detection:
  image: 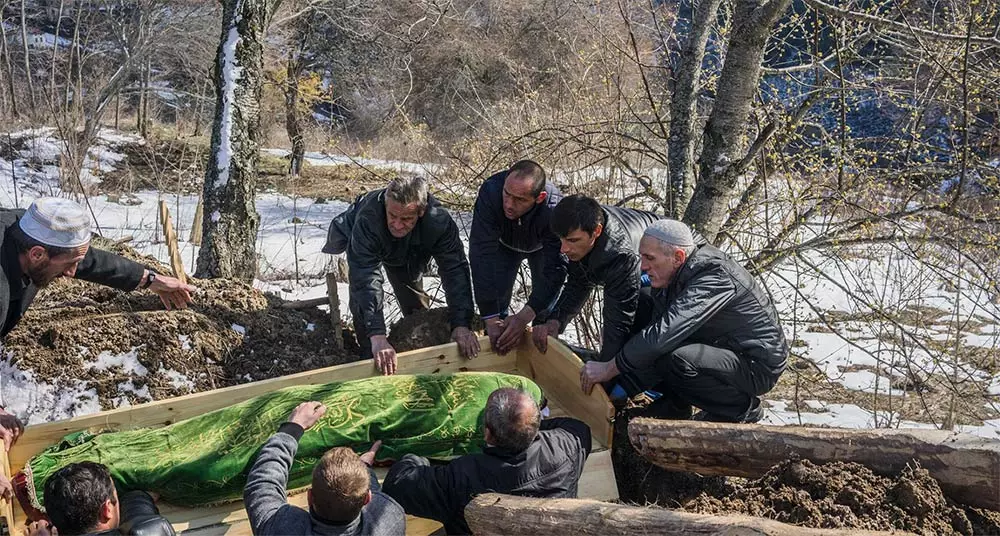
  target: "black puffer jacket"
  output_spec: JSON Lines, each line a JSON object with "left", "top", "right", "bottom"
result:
{"left": 552, "top": 206, "right": 661, "bottom": 361}
{"left": 468, "top": 170, "right": 566, "bottom": 317}
{"left": 1, "top": 209, "right": 145, "bottom": 338}
{"left": 616, "top": 235, "right": 788, "bottom": 394}
{"left": 382, "top": 418, "right": 591, "bottom": 535}
{"left": 323, "top": 189, "right": 473, "bottom": 336}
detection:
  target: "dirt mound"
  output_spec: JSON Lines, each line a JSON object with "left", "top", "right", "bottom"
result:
{"left": 388, "top": 307, "right": 483, "bottom": 352}
{"left": 4, "top": 238, "right": 357, "bottom": 410}
{"left": 685, "top": 459, "right": 993, "bottom": 535}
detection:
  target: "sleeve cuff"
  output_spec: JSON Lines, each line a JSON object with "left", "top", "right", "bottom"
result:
{"left": 277, "top": 422, "right": 305, "bottom": 441}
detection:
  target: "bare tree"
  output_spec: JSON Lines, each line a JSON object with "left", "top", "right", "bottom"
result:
{"left": 196, "top": 0, "right": 282, "bottom": 281}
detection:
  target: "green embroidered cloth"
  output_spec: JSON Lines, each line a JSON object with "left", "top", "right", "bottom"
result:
{"left": 20, "top": 372, "right": 541, "bottom": 509}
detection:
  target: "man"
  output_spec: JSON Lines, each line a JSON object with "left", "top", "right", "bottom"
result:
{"left": 469, "top": 160, "right": 566, "bottom": 354}
{"left": 244, "top": 401, "right": 405, "bottom": 536}
{"left": 29, "top": 461, "right": 175, "bottom": 536}
{"left": 0, "top": 197, "right": 195, "bottom": 499}
{"left": 382, "top": 388, "right": 591, "bottom": 535}
{"left": 532, "top": 194, "right": 660, "bottom": 363}
{"left": 324, "top": 176, "right": 478, "bottom": 374}
{"left": 580, "top": 219, "right": 788, "bottom": 423}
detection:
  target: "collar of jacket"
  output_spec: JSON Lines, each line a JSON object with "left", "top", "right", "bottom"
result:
{"left": 310, "top": 505, "right": 363, "bottom": 533}
{"left": 481, "top": 434, "right": 541, "bottom": 463}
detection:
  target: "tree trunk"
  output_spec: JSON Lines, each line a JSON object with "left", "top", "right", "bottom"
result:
{"left": 196, "top": 0, "right": 279, "bottom": 281}
{"left": 666, "top": 0, "right": 724, "bottom": 217}
{"left": 464, "top": 493, "right": 908, "bottom": 536}
{"left": 140, "top": 56, "right": 151, "bottom": 138}
{"left": 20, "top": 0, "right": 35, "bottom": 115}
{"left": 0, "top": 3, "right": 18, "bottom": 118}
{"left": 628, "top": 418, "right": 1000, "bottom": 512}
{"left": 285, "top": 48, "right": 304, "bottom": 176}
{"left": 682, "top": 0, "right": 792, "bottom": 240}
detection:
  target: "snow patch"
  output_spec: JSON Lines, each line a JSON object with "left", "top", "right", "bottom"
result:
{"left": 160, "top": 367, "right": 196, "bottom": 392}
{"left": 0, "top": 352, "right": 101, "bottom": 425}
{"left": 232, "top": 324, "right": 247, "bottom": 336}
{"left": 85, "top": 347, "right": 149, "bottom": 376}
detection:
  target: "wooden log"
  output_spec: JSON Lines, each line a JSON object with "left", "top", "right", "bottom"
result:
{"left": 464, "top": 493, "right": 908, "bottom": 536}
{"left": 278, "top": 297, "right": 329, "bottom": 309}
{"left": 628, "top": 418, "right": 1000, "bottom": 512}
{"left": 326, "top": 272, "right": 344, "bottom": 350}
{"left": 157, "top": 200, "right": 188, "bottom": 285}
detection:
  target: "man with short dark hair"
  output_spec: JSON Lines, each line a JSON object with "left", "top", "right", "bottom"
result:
{"left": 244, "top": 401, "right": 405, "bottom": 536}
{"left": 32, "top": 461, "right": 175, "bottom": 536}
{"left": 323, "top": 176, "right": 478, "bottom": 374}
{"left": 382, "top": 388, "right": 591, "bottom": 534}
{"left": 579, "top": 220, "right": 788, "bottom": 423}
{"left": 469, "top": 160, "right": 567, "bottom": 354}
{"left": 532, "top": 194, "right": 661, "bottom": 363}
{"left": 1, "top": 197, "right": 195, "bottom": 499}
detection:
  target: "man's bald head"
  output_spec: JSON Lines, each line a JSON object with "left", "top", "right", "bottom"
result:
{"left": 484, "top": 388, "right": 541, "bottom": 452}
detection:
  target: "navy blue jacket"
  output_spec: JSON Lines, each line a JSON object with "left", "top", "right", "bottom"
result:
{"left": 468, "top": 171, "right": 566, "bottom": 318}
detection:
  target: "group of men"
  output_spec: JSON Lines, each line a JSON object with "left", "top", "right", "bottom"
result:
{"left": 1, "top": 159, "right": 788, "bottom": 535}
{"left": 326, "top": 160, "right": 787, "bottom": 423}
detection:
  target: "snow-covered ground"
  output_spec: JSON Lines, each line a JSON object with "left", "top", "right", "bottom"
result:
{"left": 3, "top": 128, "right": 1000, "bottom": 439}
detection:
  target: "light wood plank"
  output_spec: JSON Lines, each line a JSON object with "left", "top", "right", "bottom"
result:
{"left": 519, "top": 337, "right": 614, "bottom": 448}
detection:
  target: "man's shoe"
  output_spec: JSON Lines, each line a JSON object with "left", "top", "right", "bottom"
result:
{"left": 691, "top": 399, "right": 763, "bottom": 423}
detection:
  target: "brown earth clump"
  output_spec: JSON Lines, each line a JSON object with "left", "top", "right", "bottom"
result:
{"left": 3, "top": 238, "right": 357, "bottom": 409}
{"left": 684, "top": 459, "right": 997, "bottom": 535}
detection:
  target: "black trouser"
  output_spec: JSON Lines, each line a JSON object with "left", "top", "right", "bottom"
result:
{"left": 619, "top": 343, "right": 768, "bottom": 422}
{"left": 351, "top": 263, "right": 431, "bottom": 357}
{"left": 489, "top": 245, "right": 552, "bottom": 320}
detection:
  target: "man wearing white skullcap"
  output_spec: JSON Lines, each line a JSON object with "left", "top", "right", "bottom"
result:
{"left": 0, "top": 197, "right": 195, "bottom": 498}
{"left": 580, "top": 219, "right": 787, "bottom": 424}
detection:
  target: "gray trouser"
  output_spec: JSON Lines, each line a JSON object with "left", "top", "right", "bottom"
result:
{"left": 351, "top": 263, "right": 431, "bottom": 357}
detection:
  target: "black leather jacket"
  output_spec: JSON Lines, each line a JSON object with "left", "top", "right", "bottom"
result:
{"left": 552, "top": 206, "right": 661, "bottom": 361}
{"left": 382, "top": 418, "right": 591, "bottom": 535}
{"left": 88, "top": 491, "right": 175, "bottom": 536}
{"left": 616, "top": 235, "right": 788, "bottom": 394}
{"left": 468, "top": 170, "right": 566, "bottom": 317}
{"left": 323, "top": 189, "right": 473, "bottom": 335}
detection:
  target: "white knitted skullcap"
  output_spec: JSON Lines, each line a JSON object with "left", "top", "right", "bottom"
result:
{"left": 643, "top": 219, "right": 694, "bottom": 247}
{"left": 18, "top": 197, "right": 92, "bottom": 248}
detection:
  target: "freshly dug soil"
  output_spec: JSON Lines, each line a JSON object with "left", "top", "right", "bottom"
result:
{"left": 388, "top": 307, "right": 483, "bottom": 352}
{"left": 682, "top": 459, "right": 1000, "bottom": 535}
{"left": 3, "top": 238, "right": 358, "bottom": 409}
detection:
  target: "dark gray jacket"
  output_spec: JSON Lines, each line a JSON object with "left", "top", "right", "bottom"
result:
{"left": 468, "top": 171, "right": 566, "bottom": 317}
{"left": 1, "top": 208, "right": 145, "bottom": 338}
{"left": 323, "top": 190, "right": 474, "bottom": 336}
{"left": 552, "top": 206, "right": 661, "bottom": 361}
{"left": 381, "top": 418, "right": 591, "bottom": 535}
{"left": 244, "top": 424, "right": 406, "bottom": 536}
{"left": 616, "top": 235, "right": 788, "bottom": 394}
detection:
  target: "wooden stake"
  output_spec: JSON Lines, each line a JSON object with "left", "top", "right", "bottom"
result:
{"left": 464, "top": 494, "right": 907, "bottom": 536}
{"left": 189, "top": 198, "right": 204, "bottom": 246}
{"left": 326, "top": 273, "right": 343, "bottom": 350}
{"left": 628, "top": 418, "right": 1000, "bottom": 512}
{"left": 158, "top": 200, "right": 188, "bottom": 285}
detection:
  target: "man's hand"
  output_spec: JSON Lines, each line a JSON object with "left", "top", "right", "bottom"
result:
{"left": 26, "top": 520, "right": 56, "bottom": 536}
{"left": 452, "top": 326, "right": 480, "bottom": 358}
{"left": 371, "top": 335, "right": 397, "bottom": 375}
{"left": 146, "top": 271, "right": 196, "bottom": 311}
{"left": 0, "top": 407, "right": 23, "bottom": 452}
{"left": 484, "top": 318, "right": 505, "bottom": 353}
{"left": 0, "top": 474, "right": 11, "bottom": 502}
{"left": 531, "top": 319, "right": 560, "bottom": 354}
{"left": 287, "top": 401, "right": 327, "bottom": 430}
{"left": 580, "top": 360, "right": 619, "bottom": 395}
{"left": 358, "top": 440, "right": 383, "bottom": 466}
{"left": 496, "top": 308, "right": 534, "bottom": 354}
